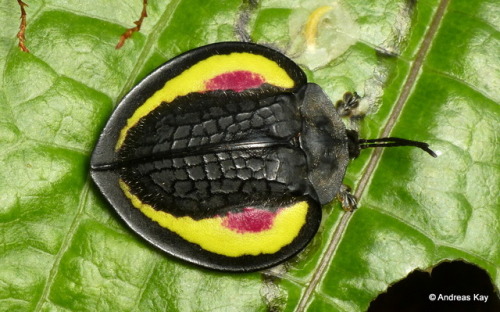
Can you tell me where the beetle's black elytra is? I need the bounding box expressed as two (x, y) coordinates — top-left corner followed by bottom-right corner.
(91, 42), (435, 272)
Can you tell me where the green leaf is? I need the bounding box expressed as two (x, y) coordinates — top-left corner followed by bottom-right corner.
(1, 0), (498, 311)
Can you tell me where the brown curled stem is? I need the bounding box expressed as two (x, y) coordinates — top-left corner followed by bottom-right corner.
(116, 0), (148, 49)
(17, 0), (29, 52)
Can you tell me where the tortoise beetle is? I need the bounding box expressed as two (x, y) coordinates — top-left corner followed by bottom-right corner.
(90, 42), (436, 272)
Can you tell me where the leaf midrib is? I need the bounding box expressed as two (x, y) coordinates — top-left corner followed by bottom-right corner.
(294, 0), (451, 310)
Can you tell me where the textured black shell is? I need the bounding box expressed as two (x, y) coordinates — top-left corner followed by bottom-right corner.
(90, 42), (350, 271)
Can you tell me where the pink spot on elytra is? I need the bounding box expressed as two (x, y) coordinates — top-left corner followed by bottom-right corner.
(205, 71), (265, 92)
(222, 208), (280, 233)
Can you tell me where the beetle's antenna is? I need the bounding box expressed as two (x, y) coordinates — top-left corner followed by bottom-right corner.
(359, 137), (437, 157)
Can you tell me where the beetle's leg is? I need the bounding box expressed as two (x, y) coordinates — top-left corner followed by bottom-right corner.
(335, 92), (360, 117)
(336, 184), (357, 211)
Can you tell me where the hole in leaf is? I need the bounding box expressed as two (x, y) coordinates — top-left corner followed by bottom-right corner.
(368, 260), (500, 312)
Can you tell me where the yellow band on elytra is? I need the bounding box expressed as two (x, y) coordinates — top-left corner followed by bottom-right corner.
(119, 180), (308, 257)
(115, 52), (296, 150)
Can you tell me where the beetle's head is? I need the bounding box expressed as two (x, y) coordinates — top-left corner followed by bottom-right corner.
(298, 84), (350, 205)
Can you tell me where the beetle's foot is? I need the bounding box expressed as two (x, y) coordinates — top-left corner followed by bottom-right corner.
(336, 184), (357, 211)
(335, 92), (360, 117)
